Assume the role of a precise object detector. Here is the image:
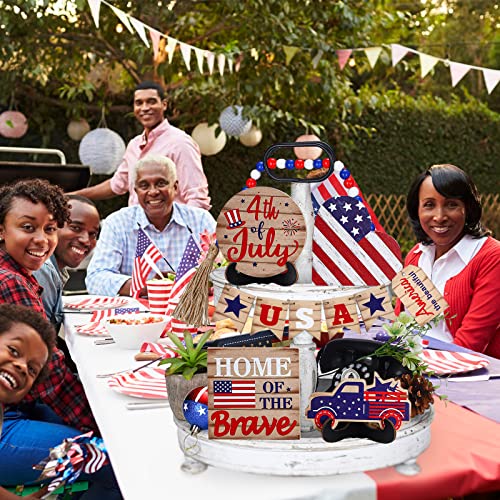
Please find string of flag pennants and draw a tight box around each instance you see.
[86,0,500,93]
[212,283,396,342]
[87,0,234,76]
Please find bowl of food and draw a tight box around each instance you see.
[105,313,167,349]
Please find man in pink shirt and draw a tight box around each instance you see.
[72,81,211,210]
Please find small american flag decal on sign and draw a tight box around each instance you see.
[213,380,256,408]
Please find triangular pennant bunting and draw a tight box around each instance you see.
[166,37,177,64]
[194,47,205,73]
[364,47,382,68]
[206,51,215,75]
[391,43,409,67]
[419,52,440,79]
[217,53,225,76]
[130,17,150,47]
[149,29,162,59]
[449,61,471,87]
[109,5,134,34]
[482,68,500,94]
[180,42,192,70]
[336,49,352,70]
[87,0,101,28]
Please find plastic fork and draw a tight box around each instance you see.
[96,357,162,378]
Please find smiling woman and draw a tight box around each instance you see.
[404,164,500,358]
[0,178,70,314]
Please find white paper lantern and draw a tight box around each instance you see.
[78,128,126,175]
[191,122,226,156]
[0,111,28,139]
[219,105,252,137]
[239,125,262,147]
[293,134,322,160]
[67,119,91,141]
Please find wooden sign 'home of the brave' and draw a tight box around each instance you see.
[216,187,306,277]
[207,348,300,440]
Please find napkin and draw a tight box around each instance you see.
[140,342,176,359]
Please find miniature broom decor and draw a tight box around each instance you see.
[172,243,219,327]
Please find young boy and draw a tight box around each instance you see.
[0,303,55,500]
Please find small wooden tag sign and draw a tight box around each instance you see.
[392,265,448,325]
[207,347,300,440]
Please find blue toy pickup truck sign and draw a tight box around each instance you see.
[306,374,410,431]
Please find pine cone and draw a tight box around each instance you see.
[398,373,435,418]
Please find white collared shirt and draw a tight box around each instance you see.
[416,235,488,342]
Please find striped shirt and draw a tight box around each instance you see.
[86,202,216,296]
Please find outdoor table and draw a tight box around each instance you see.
[64,296,500,500]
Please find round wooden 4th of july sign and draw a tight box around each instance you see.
[216,186,306,283]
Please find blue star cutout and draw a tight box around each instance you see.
[241,199,246,204]
[253,262,257,267]
[284,202,289,207]
[224,295,247,318]
[362,293,385,316]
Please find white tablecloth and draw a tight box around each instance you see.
[64,296,376,500]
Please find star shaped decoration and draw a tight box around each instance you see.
[362,293,386,316]
[343,202,352,211]
[183,403,188,411]
[224,294,248,318]
[356,200,365,210]
[328,202,337,212]
[241,198,246,204]
[340,215,349,224]
[197,406,207,416]
[284,202,289,207]
[351,227,360,236]
[354,214,363,223]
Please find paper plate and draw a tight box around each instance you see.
[107,367,168,400]
[64,296,131,311]
[420,349,489,376]
[74,322,109,337]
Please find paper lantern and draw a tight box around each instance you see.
[0,111,28,139]
[219,105,252,137]
[191,122,226,156]
[67,119,91,141]
[78,128,126,175]
[293,134,322,160]
[239,125,262,147]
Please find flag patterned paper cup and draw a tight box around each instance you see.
[146,279,174,315]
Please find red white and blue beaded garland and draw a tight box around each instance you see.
[245,158,362,198]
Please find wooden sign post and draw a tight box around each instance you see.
[392,265,448,325]
[208,347,301,440]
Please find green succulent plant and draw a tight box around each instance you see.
[159,329,213,381]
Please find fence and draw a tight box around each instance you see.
[366,193,499,256]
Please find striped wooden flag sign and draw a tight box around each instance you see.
[312,195,402,286]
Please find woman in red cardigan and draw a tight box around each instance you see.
[405,164,499,358]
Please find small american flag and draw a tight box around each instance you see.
[131,228,164,298]
[168,235,201,303]
[90,307,140,322]
[213,380,256,409]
